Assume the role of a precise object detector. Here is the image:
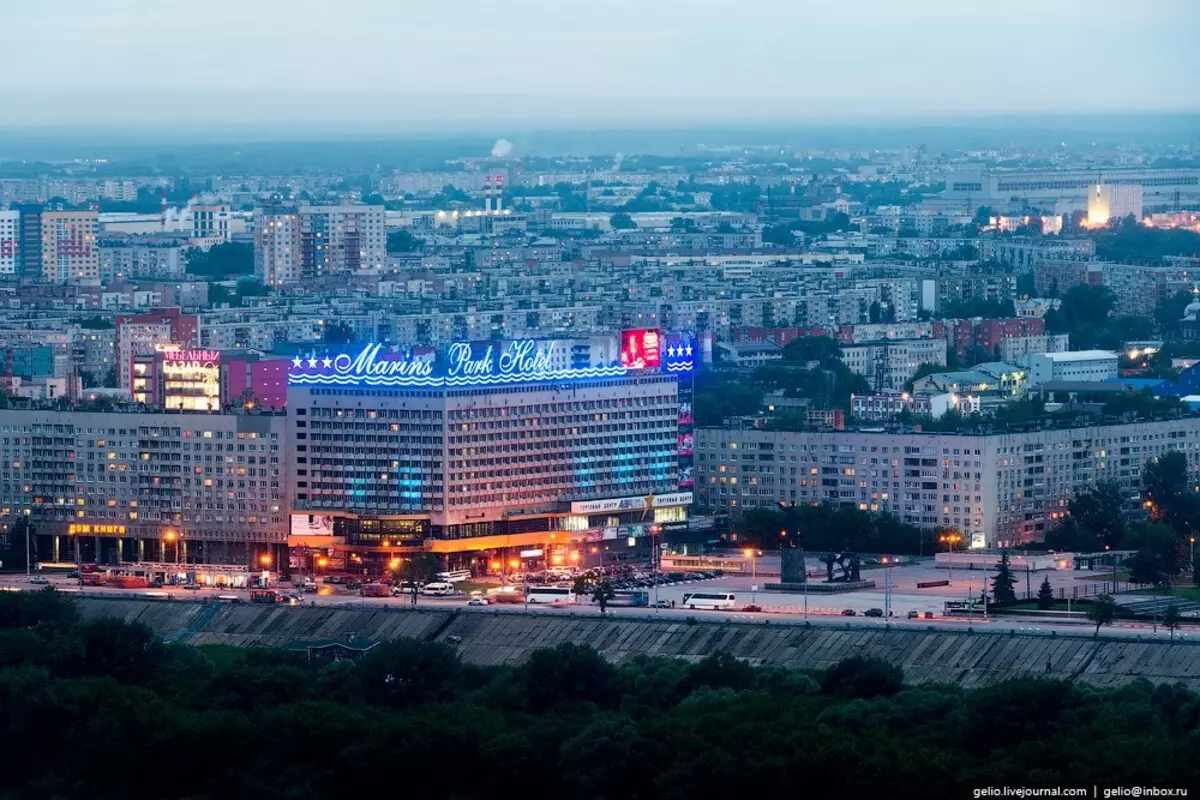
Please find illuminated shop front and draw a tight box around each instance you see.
[161,349,221,411]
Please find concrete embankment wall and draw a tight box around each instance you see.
[76,598,1200,689]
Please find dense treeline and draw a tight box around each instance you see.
[2,591,1198,799]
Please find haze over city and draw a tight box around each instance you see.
[1,0,1197,130]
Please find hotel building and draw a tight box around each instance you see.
[286,334,695,571]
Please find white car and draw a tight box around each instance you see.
[467,596,489,606]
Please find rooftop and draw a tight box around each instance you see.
[1037,350,1119,362]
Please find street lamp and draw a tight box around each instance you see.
[163,530,179,565]
[881,555,892,618]
[939,532,962,585]
[743,548,757,605]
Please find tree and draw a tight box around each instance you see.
[669,216,696,233]
[781,335,841,365]
[1087,594,1119,637]
[1143,451,1189,517]
[973,206,995,226]
[1036,577,1055,610]
[991,551,1019,605]
[1163,603,1182,640]
[323,321,355,345]
[904,362,946,392]
[592,580,616,615]
[186,241,254,279]
[1128,548,1171,587]
[386,229,424,253]
[762,225,796,247]
[609,212,637,230]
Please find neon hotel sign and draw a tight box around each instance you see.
[288,340,646,388]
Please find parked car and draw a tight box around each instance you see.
[907,609,920,619]
[841,608,857,616]
[923,611,935,619]
[467,596,489,606]
[864,608,884,618]
[30,576,48,584]
[182,583,201,590]
[652,599,672,609]
[741,604,763,613]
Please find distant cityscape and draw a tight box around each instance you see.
[1,136,1199,584]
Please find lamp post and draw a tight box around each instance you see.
[743,548,757,605]
[1104,544,1117,593]
[881,555,892,619]
[939,532,961,585]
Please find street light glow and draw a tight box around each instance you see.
[259,553,271,566]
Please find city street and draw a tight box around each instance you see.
[3,563,1191,641]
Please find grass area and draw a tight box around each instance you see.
[1006,599,1094,612]
[1124,585,1200,602]
[195,645,245,671]
[1078,570,1130,582]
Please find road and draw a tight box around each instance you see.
[3,567,1193,641]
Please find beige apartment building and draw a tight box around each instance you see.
[41,209,99,284]
[697,418,1200,548]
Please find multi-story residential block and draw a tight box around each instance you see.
[114,307,199,393]
[299,204,387,277]
[191,203,231,245]
[998,333,1071,363]
[41,210,99,285]
[1087,183,1143,227]
[0,210,18,279]
[255,204,385,285]
[254,206,301,286]
[0,408,287,569]
[98,236,188,282]
[841,337,947,391]
[696,417,1200,546]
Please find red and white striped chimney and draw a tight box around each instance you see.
[483,175,492,214]
[494,175,503,213]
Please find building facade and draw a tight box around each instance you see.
[40,210,99,285]
[1027,350,1119,385]
[696,418,1200,547]
[285,337,695,570]
[0,409,288,568]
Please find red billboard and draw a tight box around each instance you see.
[620,329,662,370]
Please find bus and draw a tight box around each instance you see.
[659,555,747,574]
[525,586,576,605]
[609,590,649,607]
[436,570,472,584]
[681,591,737,610]
[250,589,280,604]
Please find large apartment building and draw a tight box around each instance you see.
[255,204,386,285]
[0,210,17,278]
[40,209,99,284]
[0,409,288,569]
[696,418,1200,547]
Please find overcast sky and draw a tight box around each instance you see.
[1,0,1197,128]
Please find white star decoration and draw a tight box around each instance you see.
[321,356,333,369]
[685,344,693,356]
[291,356,302,368]
[307,357,318,368]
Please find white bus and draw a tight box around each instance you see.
[681,591,737,610]
[436,570,472,584]
[526,586,576,605]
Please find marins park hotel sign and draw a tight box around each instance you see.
[288,335,695,389]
